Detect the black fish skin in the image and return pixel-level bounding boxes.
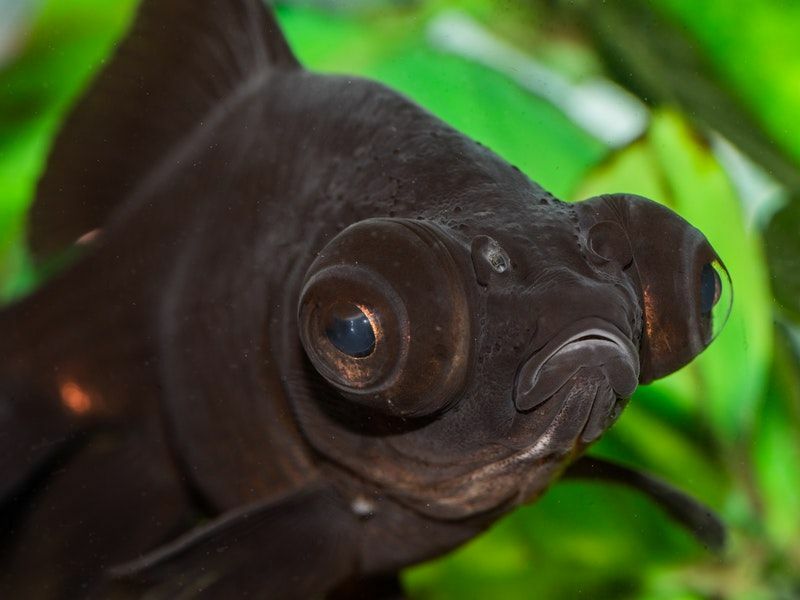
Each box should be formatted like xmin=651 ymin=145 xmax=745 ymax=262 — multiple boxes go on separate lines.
xmin=0 ymin=0 xmax=731 ymax=597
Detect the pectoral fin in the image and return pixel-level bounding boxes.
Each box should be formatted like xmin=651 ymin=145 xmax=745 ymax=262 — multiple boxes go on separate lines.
xmin=0 ymin=380 xmax=85 ymax=509
xmin=103 ymin=484 xmax=359 ymax=599
xmin=564 ymin=455 xmax=726 ymax=551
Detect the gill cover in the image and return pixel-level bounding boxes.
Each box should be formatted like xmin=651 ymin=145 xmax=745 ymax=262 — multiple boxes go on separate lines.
xmin=578 ymin=194 xmax=732 ymax=383
xmin=298 ymin=218 xmax=471 ymax=417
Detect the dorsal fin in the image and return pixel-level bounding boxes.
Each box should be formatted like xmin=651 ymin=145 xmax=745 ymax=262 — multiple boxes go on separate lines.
xmin=29 ymin=0 xmax=299 ymax=261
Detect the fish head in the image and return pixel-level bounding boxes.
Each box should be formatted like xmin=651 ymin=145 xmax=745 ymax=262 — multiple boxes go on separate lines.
xmin=294 ymin=192 xmax=730 ymax=519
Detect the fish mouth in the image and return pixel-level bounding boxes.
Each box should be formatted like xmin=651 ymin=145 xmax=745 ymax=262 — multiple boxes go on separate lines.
xmin=513 ymin=318 xmax=639 ymax=442
xmin=402 ymin=361 xmax=635 ymax=520
xmin=382 ymin=321 xmax=639 ymax=520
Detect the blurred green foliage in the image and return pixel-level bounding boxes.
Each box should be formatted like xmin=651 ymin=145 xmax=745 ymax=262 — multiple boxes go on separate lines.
xmin=657 ymin=0 xmax=800 ymax=169
xmin=1 ymin=0 xmax=798 ymax=598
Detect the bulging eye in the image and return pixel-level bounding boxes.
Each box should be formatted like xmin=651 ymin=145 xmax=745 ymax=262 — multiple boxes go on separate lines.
xmin=324 ymin=303 xmax=376 ymax=358
xmin=700 ymin=263 xmax=721 ymax=314
xmin=298 ymin=218 xmax=471 ymax=418
xmin=698 ymin=258 xmax=732 ymax=344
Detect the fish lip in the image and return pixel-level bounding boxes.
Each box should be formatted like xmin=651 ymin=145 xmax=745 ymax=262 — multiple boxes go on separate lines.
xmin=579 ymin=382 xmax=626 ymax=445
xmin=390 ymin=320 xmax=638 ymax=518
xmin=513 ymin=317 xmax=639 ymax=412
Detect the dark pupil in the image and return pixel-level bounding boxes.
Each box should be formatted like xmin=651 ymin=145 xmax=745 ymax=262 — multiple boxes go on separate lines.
xmin=700 ymin=263 xmax=720 ymax=315
xmin=325 ymin=304 xmax=376 ymax=358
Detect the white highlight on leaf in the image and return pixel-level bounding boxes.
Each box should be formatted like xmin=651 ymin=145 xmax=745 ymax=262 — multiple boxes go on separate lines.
xmin=0 ymin=0 xmax=40 ymax=68
xmin=710 ymin=132 xmax=788 ymax=230
xmin=426 ymin=10 xmax=649 ymax=148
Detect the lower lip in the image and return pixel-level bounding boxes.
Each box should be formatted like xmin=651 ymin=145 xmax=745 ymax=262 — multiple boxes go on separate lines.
xmin=514 ymin=320 xmax=639 ymax=412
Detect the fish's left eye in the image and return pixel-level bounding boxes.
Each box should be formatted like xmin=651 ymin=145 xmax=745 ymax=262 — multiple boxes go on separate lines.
xmin=700 ymin=263 xmax=721 ymax=315
xmin=697 ymin=258 xmax=732 ymax=345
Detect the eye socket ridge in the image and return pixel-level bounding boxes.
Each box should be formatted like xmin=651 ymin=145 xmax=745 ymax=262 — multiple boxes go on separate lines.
xmin=299 ymin=264 xmax=410 ymax=394
xmin=297 ymin=218 xmax=473 ymax=418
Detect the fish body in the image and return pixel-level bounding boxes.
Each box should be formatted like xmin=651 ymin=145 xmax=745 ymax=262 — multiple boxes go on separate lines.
xmin=0 ymin=0 xmax=731 ymax=597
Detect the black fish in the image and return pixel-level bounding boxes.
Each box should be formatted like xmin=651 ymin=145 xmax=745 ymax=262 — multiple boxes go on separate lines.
xmin=0 ymin=0 xmax=732 ymax=597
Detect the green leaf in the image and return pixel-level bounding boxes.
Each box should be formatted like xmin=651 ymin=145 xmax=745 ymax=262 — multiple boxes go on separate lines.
xmin=752 ymin=326 xmax=800 ymax=548
xmin=552 ymin=0 xmax=800 ymax=191
xmin=764 ymin=200 xmax=800 ymax=322
xmin=278 ymin=5 xmax=607 ymax=198
xmin=654 ymin=0 xmax=800 ymax=174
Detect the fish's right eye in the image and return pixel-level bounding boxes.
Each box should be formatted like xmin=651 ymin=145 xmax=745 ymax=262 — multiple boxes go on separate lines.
xmin=324 ymin=303 xmax=377 ymax=358
xmin=298 ymin=263 xmax=407 ymax=396
xmin=297 ymin=218 xmax=471 ymax=418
